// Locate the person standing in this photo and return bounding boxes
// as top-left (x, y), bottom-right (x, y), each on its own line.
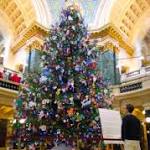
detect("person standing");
top-left (122, 104), bottom-right (141, 150)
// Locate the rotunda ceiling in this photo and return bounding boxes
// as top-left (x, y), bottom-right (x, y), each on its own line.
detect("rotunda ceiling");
top-left (0, 0), bottom-right (149, 48)
top-left (46, 0), bottom-right (102, 28)
top-left (109, 0), bottom-right (150, 43)
top-left (0, 0), bottom-right (36, 41)
top-left (45, 0), bottom-right (150, 45)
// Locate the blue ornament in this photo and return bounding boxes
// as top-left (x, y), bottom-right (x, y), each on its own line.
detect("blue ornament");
top-left (42, 67), bottom-right (51, 77)
top-left (75, 65), bottom-right (82, 72)
top-left (39, 130), bottom-right (47, 137)
top-left (96, 94), bottom-right (103, 102)
top-left (65, 10), bottom-right (70, 17)
top-left (81, 97), bottom-right (91, 108)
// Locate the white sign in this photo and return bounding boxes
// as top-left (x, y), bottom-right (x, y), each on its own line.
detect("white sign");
top-left (99, 108), bottom-right (123, 144)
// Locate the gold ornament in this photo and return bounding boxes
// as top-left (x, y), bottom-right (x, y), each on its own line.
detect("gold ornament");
top-left (56, 89), bottom-right (61, 95)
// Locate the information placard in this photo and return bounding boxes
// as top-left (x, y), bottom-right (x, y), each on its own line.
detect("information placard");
top-left (99, 108), bottom-right (123, 144)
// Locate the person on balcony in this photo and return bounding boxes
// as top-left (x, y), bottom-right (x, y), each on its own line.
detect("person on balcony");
top-left (3, 69), bottom-right (9, 80)
top-left (10, 73), bottom-right (21, 83)
top-left (122, 104), bottom-right (141, 150)
top-left (0, 71), bottom-right (3, 79)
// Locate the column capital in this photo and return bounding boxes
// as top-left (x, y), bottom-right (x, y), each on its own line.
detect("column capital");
top-left (11, 22), bottom-right (48, 53)
top-left (90, 23), bottom-right (134, 56)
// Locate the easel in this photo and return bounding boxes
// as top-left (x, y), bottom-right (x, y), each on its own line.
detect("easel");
top-left (106, 144), bottom-right (113, 150)
top-left (103, 139), bottom-right (124, 150)
top-left (93, 144), bottom-right (123, 150)
top-left (106, 144), bottom-right (124, 150)
top-left (99, 109), bottom-right (124, 150)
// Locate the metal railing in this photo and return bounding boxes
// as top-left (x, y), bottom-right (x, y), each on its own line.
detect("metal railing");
top-left (121, 66), bottom-right (150, 82)
top-left (0, 66), bottom-right (22, 91)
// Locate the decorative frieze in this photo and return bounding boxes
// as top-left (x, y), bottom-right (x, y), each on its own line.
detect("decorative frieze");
top-left (0, 80), bottom-right (19, 91)
top-left (90, 24), bottom-right (134, 56)
top-left (120, 82), bottom-right (142, 93)
top-left (11, 22), bottom-right (49, 53)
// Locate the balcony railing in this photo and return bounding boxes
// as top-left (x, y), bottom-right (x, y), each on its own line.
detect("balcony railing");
top-left (0, 79), bottom-right (19, 91)
top-left (0, 66), bottom-right (22, 91)
top-left (111, 66), bottom-right (150, 95)
top-left (121, 66), bottom-right (150, 82)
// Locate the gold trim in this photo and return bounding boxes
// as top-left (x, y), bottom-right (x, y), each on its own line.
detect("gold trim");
top-left (90, 23), bottom-right (134, 56)
top-left (30, 40), bottom-right (43, 50)
top-left (102, 42), bottom-right (119, 53)
top-left (11, 21), bottom-right (49, 54)
top-left (0, 87), bottom-right (17, 106)
top-left (0, 87), bottom-right (18, 98)
top-left (11, 23), bottom-right (134, 55)
top-left (103, 42), bottom-right (114, 50)
top-left (26, 40), bottom-right (43, 51)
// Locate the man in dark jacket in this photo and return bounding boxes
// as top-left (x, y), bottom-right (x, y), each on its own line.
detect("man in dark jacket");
top-left (122, 104), bottom-right (141, 150)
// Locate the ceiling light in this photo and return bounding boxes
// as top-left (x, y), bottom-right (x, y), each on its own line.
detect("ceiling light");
top-left (142, 110), bottom-right (145, 115)
top-left (139, 56), bottom-right (144, 60)
top-left (146, 117), bottom-right (150, 123)
top-left (13, 119), bottom-right (16, 124)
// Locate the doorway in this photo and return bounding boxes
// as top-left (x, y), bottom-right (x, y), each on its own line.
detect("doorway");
top-left (0, 119), bottom-right (7, 147)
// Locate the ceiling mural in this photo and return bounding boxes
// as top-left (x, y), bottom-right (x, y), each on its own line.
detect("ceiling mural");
top-left (46, 0), bottom-right (101, 28)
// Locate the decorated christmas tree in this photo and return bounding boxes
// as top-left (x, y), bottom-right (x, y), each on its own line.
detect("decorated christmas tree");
top-left (13, 5), bottom-right (113, 150)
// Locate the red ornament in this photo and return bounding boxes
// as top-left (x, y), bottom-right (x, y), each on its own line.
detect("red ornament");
top-left (88, 61), bottom-right (97, 69)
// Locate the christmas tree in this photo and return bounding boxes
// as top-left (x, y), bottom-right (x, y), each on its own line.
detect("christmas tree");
top-left (13, 5), bottom-right (113, 150)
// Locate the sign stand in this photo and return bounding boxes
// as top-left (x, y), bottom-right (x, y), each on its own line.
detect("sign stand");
top-left (99, 109), bottom-right (124, 150)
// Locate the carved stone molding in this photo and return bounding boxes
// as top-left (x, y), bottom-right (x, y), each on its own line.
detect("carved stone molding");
top-left (90, 23), bottom-right (134, 56)
top-left (102, 42), bottom-right (119, 53)
top-left (109, 0), bottom-right (150, 41)
top-left (27, 40), bottom-right (43, 51)
top-left (11, 22), bottom-right (49, 53)
top-left (0, 0), bottom-right (37, 38)
top-left (0, 87), bottom-right (17, 106)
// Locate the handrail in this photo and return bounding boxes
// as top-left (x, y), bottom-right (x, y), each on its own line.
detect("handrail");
top-left (0, 66), bottom-right (20, 92)
top-left (121, 66), bottom-right (150, 82)
top-left (126, 70), bottom-right (140, 77)
top-left (0, 66), bottom-right (19, 74)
